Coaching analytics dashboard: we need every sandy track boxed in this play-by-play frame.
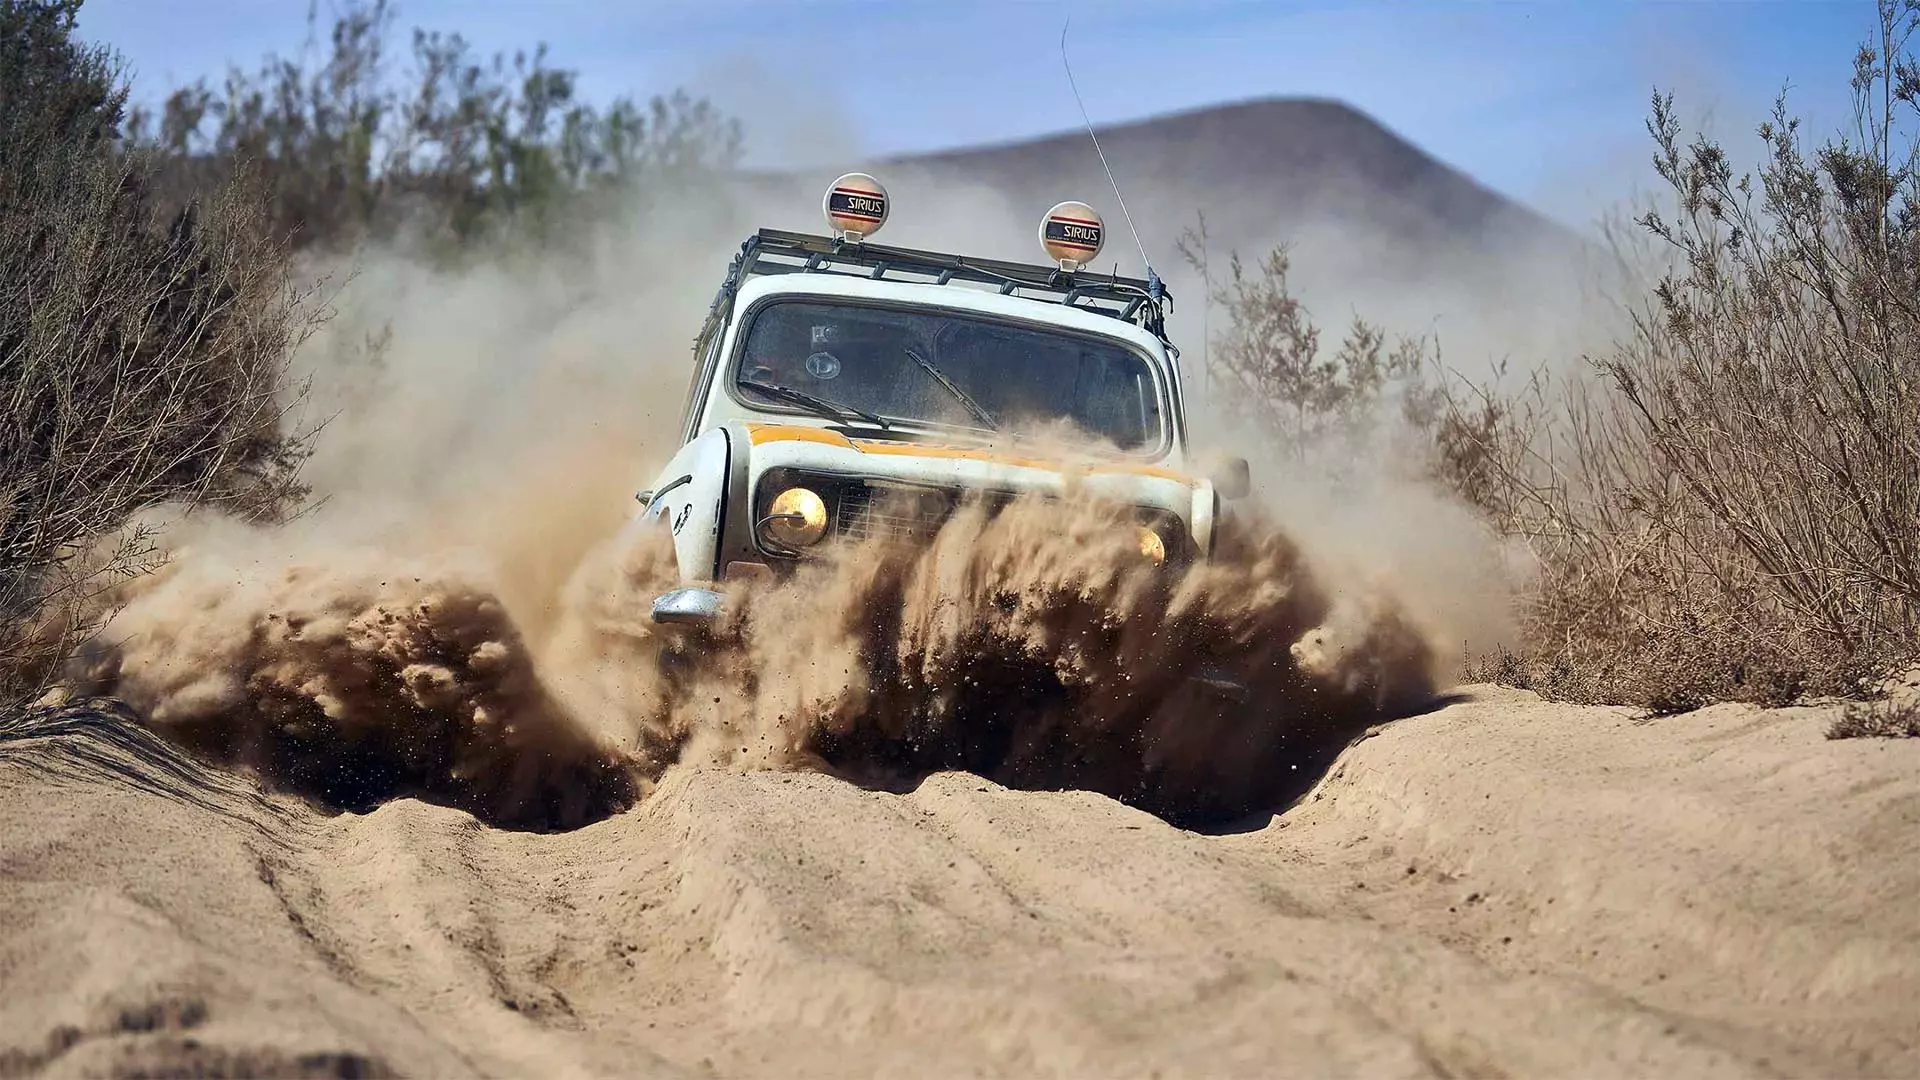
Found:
[2,688,1915,1078]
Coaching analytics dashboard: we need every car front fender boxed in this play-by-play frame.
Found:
[634,427,735,584]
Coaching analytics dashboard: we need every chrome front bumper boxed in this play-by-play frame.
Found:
[651,587,724,625]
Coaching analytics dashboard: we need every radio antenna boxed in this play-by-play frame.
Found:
[1060,16,1159,296]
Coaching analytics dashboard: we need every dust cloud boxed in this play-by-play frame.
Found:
[549,481,1447,824]
[63,173,1513,830]
[69,519,639,831]
[74,483,1441,829]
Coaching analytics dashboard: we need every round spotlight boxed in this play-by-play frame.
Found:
[1136,524,1167,565]
[764,487,829,547]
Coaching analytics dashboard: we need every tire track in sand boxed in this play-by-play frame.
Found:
[4,690,1916,1078]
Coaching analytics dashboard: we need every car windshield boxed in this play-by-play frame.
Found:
[733,299,1167,451]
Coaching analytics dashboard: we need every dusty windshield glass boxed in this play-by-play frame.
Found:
[733,300,1167,451]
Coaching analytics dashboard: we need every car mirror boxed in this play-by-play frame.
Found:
[1212,456,1251,500]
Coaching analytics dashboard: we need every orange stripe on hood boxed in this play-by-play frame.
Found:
[744,423,1196,485]
[746,424,852,449]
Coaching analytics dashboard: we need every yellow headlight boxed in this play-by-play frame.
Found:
[1137,524,1167,564]
[764,487,829,547]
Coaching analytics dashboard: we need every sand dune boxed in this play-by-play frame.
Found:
[4,687,1913,1078]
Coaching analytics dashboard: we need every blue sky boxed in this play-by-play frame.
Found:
[76,0,1880,228]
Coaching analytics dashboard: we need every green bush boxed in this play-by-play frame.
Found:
[129,0,744,255]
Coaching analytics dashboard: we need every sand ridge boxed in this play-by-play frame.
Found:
[3,687,1914,1078]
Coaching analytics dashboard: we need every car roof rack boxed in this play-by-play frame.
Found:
[710,228,1173,340]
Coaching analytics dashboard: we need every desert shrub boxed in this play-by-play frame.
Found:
[2,0,746,708]
[1,0,318,704]
[1175,211,1442,480]
[1827,699,1920,739]
[1435,0,1919,707]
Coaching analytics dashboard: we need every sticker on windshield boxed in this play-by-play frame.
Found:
[805,351,842,379]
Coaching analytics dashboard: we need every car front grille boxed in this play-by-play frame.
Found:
[754,470,1189,566]
[836,482,959,544]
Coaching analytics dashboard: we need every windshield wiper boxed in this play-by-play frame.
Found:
[904,348,997,430]
[739,379,890,429]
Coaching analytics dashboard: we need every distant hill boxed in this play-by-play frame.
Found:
[739,97,1600,369]
[881,97,1578,259]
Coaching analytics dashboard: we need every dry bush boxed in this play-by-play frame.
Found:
[1827,700,1920,739]
[1,0,320,704]
[1436,0,1920,708]
[2,0,746,708]
[1175,211,1442,478]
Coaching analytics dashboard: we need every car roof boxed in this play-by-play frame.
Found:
[730,272,1178,369]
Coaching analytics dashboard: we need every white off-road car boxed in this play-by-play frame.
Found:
[633,174,1249,626]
